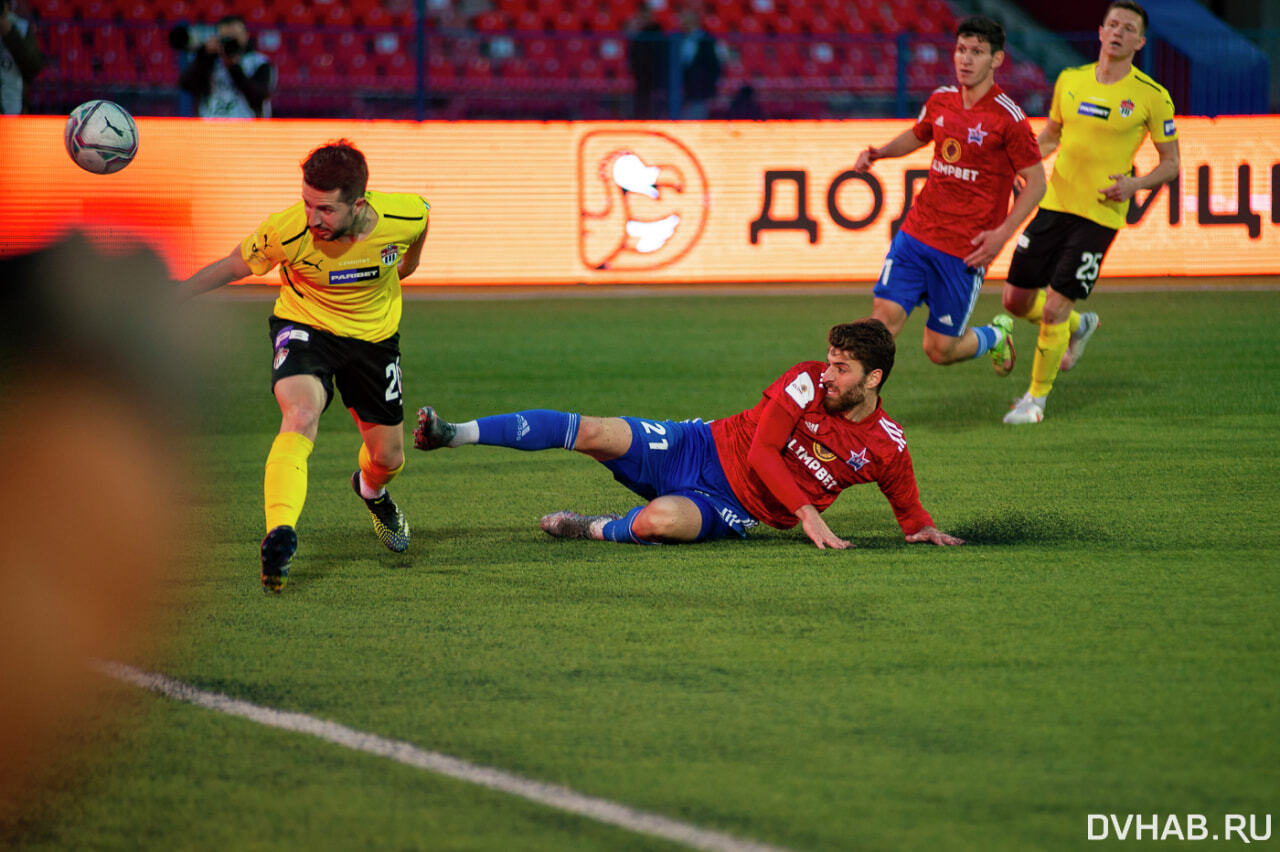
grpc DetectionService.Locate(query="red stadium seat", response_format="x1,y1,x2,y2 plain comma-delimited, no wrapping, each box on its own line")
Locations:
321,5,354,27
39,0,74,19
474,12,508,33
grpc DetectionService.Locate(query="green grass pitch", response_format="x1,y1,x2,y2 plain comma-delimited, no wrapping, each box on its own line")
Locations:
4,288,1278,851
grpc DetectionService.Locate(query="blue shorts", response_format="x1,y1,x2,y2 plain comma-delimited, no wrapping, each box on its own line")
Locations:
602,418,758,540
873,230,986,337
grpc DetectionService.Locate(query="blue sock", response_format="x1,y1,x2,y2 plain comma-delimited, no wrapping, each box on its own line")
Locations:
970,324,998,358
600,506,659,545
475,410,581,451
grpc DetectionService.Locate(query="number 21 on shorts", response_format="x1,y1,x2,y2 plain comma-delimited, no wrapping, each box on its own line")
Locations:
641,420,668,450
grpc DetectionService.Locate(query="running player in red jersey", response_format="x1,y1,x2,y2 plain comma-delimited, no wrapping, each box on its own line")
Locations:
413,320,962,550
854,16,1045,377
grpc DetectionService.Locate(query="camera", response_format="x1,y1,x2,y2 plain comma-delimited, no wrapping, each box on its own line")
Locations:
168,23,215,52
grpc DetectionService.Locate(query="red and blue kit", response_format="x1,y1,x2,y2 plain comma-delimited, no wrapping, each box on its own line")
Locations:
901,83,1041,259
710,362,934,534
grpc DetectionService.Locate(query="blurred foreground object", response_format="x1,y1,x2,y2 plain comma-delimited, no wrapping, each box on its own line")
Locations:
0,233,196,810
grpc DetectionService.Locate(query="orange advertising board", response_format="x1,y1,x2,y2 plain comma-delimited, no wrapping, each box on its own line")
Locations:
2,115,1277,283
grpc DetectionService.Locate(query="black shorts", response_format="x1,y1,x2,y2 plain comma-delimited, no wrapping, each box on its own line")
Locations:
1006,209,1118,302
268,316,403,425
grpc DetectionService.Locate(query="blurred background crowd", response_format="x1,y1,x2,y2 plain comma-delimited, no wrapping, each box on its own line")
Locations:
1,0,1276,120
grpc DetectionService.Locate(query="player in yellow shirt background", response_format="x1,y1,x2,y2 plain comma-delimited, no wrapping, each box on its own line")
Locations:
997,0,1180,424
179,140,429,591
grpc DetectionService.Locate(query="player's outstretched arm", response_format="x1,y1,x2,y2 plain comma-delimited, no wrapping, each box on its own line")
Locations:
854,128,928,172
175,247,252,301
795,505,851,550
905,525,965,546
963,160,1047,268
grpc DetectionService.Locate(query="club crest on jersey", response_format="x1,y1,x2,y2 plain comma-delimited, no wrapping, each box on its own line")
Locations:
941,137,962,164
381,244,400,266
1119,99,1135,117
273,347,289,369
812,442,837,463
967,123,988,145
845,447,869,471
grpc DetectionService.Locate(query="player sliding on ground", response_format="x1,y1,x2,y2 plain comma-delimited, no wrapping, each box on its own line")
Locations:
414,320,963,549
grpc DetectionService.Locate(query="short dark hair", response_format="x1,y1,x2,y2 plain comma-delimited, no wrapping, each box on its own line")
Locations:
302,140,369,204
956,15,1005,54
1106,0,1148,34
217,14,245,28
829,319,895,391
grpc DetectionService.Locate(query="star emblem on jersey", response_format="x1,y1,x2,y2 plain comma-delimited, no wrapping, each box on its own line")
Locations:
967,123,988,146
845,447,869,471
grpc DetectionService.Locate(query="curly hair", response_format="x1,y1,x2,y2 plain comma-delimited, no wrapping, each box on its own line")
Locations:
828,318,895,391
301,139,368,204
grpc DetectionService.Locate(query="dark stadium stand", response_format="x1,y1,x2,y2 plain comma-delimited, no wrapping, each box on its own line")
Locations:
26,0,1052,119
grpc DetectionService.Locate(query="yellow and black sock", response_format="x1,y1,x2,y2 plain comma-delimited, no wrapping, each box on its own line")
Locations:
264,431,313,532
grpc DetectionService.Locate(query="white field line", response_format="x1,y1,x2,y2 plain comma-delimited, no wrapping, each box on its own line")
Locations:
91,660,794,852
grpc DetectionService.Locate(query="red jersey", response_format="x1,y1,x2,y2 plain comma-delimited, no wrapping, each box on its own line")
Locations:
708,362,934,535
900,83,1041,260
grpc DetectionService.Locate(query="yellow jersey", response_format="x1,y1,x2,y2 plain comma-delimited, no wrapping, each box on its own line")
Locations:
1042,63,1177,230
241,190,430,342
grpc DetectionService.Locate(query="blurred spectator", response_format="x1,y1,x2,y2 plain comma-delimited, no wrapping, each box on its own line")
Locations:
0,233,196,815
178,15,275,118
0,0,45,114
676,7,722,120
726,82,763,119
627,5,669,119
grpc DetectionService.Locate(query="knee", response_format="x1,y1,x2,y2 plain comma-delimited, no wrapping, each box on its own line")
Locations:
370,448,404,471
575,417,604,449
1003,288,1034,316
631,503,680,541
922,337,958,365
1042,294,1074,325
280,406,322,436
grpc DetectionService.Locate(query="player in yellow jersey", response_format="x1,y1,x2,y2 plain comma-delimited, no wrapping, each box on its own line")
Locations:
178,140,430,592
994,0,1180,424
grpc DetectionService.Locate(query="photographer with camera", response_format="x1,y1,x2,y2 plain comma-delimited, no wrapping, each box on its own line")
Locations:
0,0,46,114
177,15,274,118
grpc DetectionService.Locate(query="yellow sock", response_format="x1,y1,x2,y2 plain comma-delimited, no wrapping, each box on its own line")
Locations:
357,443,404,495
1025,291,1082,332
1023,290,1046,323
264,431,314,532
1029,320,1071,398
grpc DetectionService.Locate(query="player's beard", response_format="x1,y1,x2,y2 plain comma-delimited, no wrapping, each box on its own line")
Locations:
311,208,358,242
821,377,869,415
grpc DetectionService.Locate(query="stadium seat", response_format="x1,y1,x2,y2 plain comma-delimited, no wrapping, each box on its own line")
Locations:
39,0,74,19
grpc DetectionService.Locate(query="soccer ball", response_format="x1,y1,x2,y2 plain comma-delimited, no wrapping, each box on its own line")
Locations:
64,100,139,174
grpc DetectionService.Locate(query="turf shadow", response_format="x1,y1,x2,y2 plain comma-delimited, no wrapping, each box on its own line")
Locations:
951,508,1110,545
